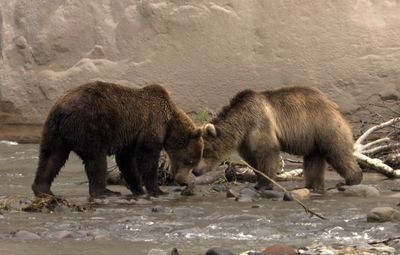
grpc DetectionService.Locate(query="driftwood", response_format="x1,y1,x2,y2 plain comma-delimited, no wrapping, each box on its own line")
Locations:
353,117,400,178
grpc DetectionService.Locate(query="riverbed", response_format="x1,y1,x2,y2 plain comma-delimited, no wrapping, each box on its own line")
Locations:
0,142,399,254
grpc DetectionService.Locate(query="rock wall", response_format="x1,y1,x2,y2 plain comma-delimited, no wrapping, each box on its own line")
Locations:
0,0,399,126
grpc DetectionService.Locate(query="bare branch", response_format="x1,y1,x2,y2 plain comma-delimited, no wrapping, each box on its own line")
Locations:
362,142,400,155
362,137,391,150
355,117,400,149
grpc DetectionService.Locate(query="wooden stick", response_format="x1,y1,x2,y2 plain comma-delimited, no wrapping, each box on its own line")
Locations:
240,160,327,220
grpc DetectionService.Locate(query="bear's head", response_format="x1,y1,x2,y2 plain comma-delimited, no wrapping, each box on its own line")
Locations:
192,123,222,176
165,125,204,186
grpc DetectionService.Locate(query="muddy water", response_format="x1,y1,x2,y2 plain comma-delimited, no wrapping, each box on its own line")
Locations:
0,142,399,255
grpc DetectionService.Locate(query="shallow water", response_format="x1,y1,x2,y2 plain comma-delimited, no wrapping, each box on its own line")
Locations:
0,142,399,255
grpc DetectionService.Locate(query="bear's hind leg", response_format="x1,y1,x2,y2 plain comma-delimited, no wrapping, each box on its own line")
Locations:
84,155,121,198
32,148,70,197
116,151,145,196
136,146,166,196
303,154,327,192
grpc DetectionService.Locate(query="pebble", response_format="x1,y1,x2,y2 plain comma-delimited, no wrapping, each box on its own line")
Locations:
367,207,400,222
261,243,296,255
205,247,235,255
14,230,41,240
283,188,310,201
337,184,380,198
147,249,167,255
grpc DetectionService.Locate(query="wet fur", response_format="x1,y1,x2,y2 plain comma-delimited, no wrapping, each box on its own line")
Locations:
201,87,362,191
32,81,203,198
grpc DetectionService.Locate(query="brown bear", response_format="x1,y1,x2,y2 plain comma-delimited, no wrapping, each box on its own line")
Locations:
194,86,362,192
32,81,203,198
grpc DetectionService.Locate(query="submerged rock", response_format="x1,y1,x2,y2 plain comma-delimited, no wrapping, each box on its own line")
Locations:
261,243,296,255
13,230,41,240
205,247,235,255
367,207,400,222
337,184,380,197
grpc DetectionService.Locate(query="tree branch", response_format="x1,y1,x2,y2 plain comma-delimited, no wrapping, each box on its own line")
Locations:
241,160,327,220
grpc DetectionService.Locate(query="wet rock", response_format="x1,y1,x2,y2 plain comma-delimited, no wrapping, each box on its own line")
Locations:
226,189,239,198
147,249,167,255
260,190,284,200
205,247,235,255
337,184,380,197
13,230,41,240
283,188,310,201
236,187,259,202
52,230,73,239
367,207,400,222
261,243,296,255
151,205,168,213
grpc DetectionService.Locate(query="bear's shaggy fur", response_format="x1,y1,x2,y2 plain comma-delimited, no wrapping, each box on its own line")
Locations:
32,81,203,198
195,86,362,191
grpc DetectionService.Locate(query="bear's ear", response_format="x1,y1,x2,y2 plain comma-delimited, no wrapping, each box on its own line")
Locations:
203,123,217,137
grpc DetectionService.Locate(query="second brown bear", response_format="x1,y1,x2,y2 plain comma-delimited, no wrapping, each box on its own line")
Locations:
195,86,362,192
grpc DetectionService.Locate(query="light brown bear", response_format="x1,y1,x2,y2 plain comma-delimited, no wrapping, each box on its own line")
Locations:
32,81,203,198
195,86,362,192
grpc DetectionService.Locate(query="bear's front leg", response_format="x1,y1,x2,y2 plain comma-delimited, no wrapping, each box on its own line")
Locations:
84,155,121,198
137,145,168,197
116,151,145,196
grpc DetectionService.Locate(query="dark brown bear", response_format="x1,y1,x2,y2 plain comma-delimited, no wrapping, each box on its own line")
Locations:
194,86,362,192
32,81,203,198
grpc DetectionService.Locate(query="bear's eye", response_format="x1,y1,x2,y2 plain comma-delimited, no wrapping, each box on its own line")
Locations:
185,159,194,165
